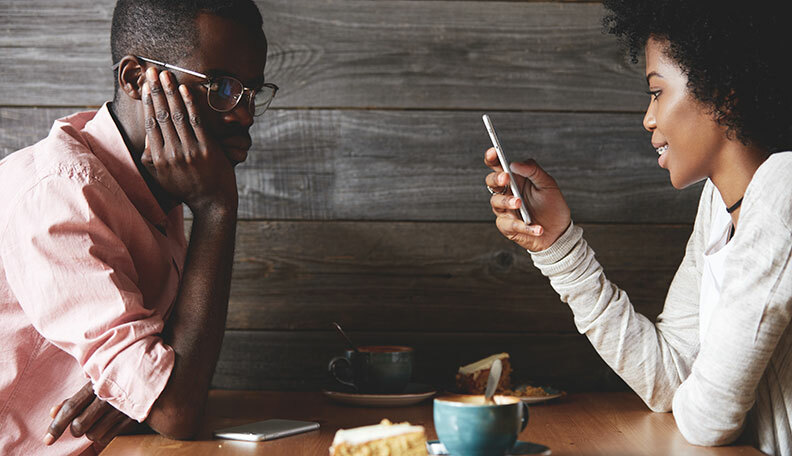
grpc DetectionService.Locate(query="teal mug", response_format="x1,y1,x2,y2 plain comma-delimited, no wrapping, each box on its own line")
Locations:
328,346,414,394
433,394,529,456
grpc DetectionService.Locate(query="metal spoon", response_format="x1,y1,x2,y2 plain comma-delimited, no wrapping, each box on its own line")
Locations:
332,322,360,353
484,358,502,405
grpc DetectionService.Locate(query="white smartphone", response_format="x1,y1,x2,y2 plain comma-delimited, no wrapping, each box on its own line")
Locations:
482,114,532,224
213,419,320,442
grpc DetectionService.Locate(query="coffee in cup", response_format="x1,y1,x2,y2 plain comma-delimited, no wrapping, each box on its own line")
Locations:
328,345,414,394
433,394,529,456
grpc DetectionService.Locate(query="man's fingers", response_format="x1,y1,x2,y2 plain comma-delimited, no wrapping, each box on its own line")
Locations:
180,84,209,148
141,135,154,167
70,399,112,438
86,413,128,445
147,68,180,155
100,417,137,446
50,401,65,419
141,82,164,164
45,382,95,445
160,71,194,158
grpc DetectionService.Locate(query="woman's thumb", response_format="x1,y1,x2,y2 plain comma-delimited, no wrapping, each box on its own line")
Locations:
510,160,554,187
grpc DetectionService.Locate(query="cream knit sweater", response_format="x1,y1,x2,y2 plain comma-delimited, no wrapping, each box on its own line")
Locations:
529,152,792,455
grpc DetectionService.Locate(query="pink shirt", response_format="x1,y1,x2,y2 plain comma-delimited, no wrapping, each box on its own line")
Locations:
0,104,186,455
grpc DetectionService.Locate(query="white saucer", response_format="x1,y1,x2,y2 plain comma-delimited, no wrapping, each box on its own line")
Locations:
322,383,436,407
519,392,564,404
426,440,551,455
512,385,565,404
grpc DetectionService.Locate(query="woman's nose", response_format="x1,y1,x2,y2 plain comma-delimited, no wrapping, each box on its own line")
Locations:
643,104,656,132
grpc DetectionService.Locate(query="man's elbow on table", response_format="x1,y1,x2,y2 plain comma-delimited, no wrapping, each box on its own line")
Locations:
146,400,205,440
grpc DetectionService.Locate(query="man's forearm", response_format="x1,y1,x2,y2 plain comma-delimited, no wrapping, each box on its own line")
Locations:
146,205,237,439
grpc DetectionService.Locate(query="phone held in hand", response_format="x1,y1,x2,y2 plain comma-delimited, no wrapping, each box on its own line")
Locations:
482,114,532,224
213,419,320,442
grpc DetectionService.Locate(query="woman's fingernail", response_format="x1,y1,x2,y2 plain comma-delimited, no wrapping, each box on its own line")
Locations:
43,433,55,445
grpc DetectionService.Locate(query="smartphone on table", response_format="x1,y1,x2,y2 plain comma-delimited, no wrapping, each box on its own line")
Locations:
213,419,320,442
482,114,532,224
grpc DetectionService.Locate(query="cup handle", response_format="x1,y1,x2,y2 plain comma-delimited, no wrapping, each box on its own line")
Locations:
328,356,357,390
519,401,530,431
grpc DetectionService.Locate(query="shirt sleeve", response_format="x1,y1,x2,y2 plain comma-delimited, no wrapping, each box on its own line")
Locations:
0,174,174,422
671,182,792,446
527,182,714,412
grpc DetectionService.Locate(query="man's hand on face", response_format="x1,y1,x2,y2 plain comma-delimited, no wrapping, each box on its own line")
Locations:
141,67,238,215
44,381,138,447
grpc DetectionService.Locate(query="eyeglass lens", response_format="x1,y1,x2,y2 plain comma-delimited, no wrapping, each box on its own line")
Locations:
208,77,276,117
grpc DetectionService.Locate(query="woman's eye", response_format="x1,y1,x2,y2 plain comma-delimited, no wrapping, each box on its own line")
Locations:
645,90,661,100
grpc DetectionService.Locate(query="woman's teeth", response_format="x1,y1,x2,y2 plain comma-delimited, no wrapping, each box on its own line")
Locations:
656,145,668,155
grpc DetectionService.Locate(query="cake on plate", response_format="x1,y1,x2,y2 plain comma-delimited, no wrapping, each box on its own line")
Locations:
329,419,427,456
455,352,512,394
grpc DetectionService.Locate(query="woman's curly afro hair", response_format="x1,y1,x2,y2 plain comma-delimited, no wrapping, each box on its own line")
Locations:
602,0,792,153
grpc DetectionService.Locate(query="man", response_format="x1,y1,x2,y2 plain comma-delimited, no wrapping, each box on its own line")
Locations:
0,1,276,454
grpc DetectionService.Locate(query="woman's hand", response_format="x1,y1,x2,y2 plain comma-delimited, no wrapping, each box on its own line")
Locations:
484,148,571,252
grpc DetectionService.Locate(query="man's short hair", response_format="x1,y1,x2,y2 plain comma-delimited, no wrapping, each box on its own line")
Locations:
110,0,264,91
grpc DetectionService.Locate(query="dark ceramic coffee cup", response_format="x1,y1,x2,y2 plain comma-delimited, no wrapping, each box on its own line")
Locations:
433,394,529,456
328,345,414,394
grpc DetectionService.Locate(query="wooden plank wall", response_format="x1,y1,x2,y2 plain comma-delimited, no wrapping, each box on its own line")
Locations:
0,1,702,393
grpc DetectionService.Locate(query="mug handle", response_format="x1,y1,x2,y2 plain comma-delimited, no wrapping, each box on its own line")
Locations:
328,356,357,390
519,401,530,431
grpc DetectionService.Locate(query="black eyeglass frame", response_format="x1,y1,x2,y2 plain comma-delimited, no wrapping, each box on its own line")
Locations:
112,55,279,117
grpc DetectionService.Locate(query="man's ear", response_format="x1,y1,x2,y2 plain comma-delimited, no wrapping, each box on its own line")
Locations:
116,55,146,101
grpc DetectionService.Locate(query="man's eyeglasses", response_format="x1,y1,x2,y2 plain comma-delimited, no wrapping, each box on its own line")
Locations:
112,55,278,117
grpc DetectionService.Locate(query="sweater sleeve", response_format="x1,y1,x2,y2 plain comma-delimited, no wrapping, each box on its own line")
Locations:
528,182,713,412
672,159,792,446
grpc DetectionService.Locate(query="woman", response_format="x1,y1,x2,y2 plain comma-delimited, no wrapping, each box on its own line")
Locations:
484,1,792,454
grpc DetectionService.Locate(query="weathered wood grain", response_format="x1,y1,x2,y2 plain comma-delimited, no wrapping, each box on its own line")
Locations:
223,220,691,332
0,0,645,111
212,330,628,392
0,107,703,223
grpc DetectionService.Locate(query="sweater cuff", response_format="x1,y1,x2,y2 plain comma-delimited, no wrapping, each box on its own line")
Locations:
528,221,581,265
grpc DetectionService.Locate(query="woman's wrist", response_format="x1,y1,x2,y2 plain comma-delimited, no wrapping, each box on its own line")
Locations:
528,220,577,260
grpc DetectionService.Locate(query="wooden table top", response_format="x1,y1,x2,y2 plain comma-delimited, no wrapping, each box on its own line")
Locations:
102,390,762,455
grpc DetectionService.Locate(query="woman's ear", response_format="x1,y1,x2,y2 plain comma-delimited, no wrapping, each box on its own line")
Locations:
116,55,146,101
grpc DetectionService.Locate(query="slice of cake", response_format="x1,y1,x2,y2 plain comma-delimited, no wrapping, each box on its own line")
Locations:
329,419,428,456
455,353,512,394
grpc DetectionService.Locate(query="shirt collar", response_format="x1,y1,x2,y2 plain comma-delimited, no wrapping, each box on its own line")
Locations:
81,103,172,229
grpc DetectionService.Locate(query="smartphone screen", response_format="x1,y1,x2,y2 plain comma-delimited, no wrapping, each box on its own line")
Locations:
213,419,320,442
482,114,532,224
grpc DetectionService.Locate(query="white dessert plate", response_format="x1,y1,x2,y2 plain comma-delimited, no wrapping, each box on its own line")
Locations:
448,385,565,404
322,383,436,407
512,385,565,404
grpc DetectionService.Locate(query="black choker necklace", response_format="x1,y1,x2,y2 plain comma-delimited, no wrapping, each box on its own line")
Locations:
726,197,744,214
